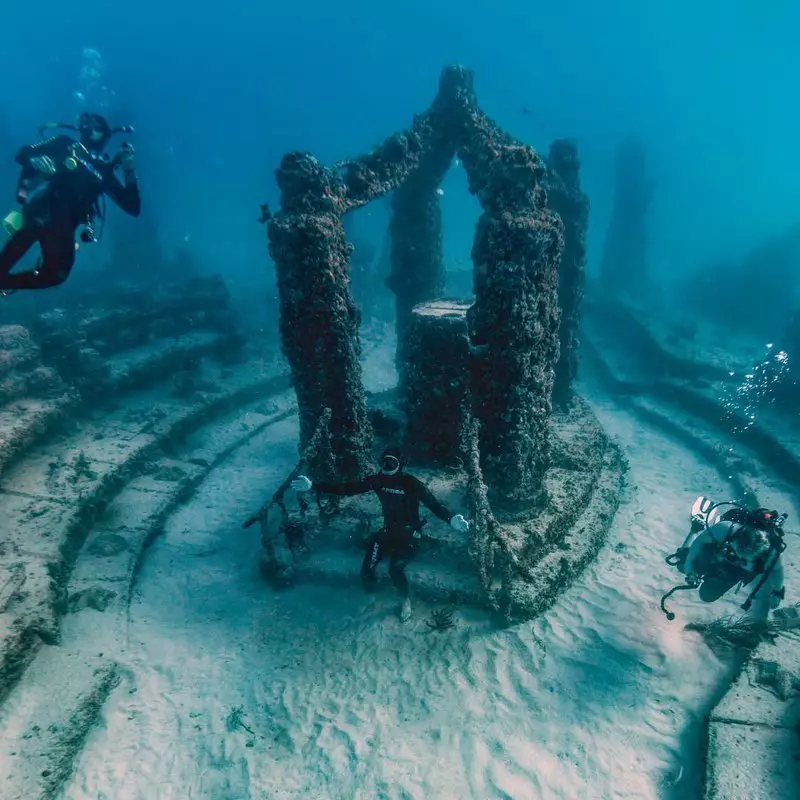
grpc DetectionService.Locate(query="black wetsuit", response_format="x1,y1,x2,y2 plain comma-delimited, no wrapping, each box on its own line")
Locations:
314,472,453,597
0,135,141,290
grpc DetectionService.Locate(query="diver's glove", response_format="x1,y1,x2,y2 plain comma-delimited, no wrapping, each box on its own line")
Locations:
450,514,470,533
117,142,136,175
685,573,701,587
770,587,785,611
29,155,58,175
290,475,313,493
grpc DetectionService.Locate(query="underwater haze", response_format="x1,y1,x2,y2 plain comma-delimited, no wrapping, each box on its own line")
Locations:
3,3,800,799
3,0,800,294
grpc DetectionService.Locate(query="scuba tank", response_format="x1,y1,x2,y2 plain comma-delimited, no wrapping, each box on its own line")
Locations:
663,496,721,573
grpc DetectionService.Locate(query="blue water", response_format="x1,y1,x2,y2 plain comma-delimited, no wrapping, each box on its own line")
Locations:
3,0,800,297
2,4,799,797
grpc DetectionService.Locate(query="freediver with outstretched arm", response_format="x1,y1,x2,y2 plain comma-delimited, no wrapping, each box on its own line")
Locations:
291,447,471,622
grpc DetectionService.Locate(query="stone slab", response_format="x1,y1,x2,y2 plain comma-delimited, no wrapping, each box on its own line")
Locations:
712,634,800,728
704,720,800,800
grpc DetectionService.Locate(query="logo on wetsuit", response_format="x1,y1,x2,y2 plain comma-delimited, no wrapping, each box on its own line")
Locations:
369,541,381,568
382,487,405,496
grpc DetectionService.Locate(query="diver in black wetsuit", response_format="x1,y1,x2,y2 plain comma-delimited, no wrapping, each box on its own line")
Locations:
0,112,141,292
291,447,471,621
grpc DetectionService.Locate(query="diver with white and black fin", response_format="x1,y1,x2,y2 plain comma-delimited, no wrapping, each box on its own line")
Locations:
0,112,140,294
291,447,471,622
661,496,788,619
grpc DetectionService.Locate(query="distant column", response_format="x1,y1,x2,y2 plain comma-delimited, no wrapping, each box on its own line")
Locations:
388,170,448,392
386,71,466,393
599,138,654,297
546,139,589,406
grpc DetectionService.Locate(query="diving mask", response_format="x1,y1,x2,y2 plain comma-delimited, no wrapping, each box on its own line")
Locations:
379,454,400,474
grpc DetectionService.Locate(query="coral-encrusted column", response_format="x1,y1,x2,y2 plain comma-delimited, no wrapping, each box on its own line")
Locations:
546,139,589,406
388,168,448,392
403,299,472,464
460,112,564,506
267,153,372,479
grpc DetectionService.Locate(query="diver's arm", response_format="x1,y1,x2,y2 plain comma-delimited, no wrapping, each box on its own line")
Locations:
14,135,70,166
683,522,730,577
312,475,377,496
413,477,453,524
771,557,785,597
104,171,141,217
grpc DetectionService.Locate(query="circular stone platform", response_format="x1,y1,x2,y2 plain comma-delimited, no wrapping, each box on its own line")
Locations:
259,389,626,625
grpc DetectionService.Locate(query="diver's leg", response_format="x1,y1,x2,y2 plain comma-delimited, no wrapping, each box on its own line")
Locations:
389,555,413,622
0,222,74,290
388,555,410,598
360,533,384,593
0,225,39,288
389,537,415,621
689,546,733,602
698,572,740,602
34,223,75,287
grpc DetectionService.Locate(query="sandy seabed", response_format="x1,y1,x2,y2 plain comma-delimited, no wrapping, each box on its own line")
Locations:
47,349,795,800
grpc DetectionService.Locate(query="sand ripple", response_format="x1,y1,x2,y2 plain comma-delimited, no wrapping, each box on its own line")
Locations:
61,393,792,800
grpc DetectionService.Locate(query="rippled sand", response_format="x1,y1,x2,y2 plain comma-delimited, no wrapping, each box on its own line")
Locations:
56,381,784,800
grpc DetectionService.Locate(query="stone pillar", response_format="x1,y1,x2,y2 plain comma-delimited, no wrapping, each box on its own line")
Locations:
386,71,465,392
403,300,471,464
599,138,653,297
546,139,589,406
387,155,451,391
267,153,372,480
460,112,564,506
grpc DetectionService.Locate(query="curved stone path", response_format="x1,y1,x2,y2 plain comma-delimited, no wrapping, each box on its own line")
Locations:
0,323,796,799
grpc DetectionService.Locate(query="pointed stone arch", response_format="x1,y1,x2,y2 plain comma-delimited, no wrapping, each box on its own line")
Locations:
266,66,571,504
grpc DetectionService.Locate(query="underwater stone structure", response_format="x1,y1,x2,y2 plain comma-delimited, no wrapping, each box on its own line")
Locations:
266,154,374,480
460,110,564,505
266,67,470,479
546,139,589,406
267,64,563,504
387,135,453,392
403,300,471,464
599,138,654,297
27,275,243,401
0,325,75,474
0,287,298,794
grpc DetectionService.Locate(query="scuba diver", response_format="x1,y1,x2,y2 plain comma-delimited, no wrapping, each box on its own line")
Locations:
291,447,471,622
661,496,787,619
0,112,140,292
